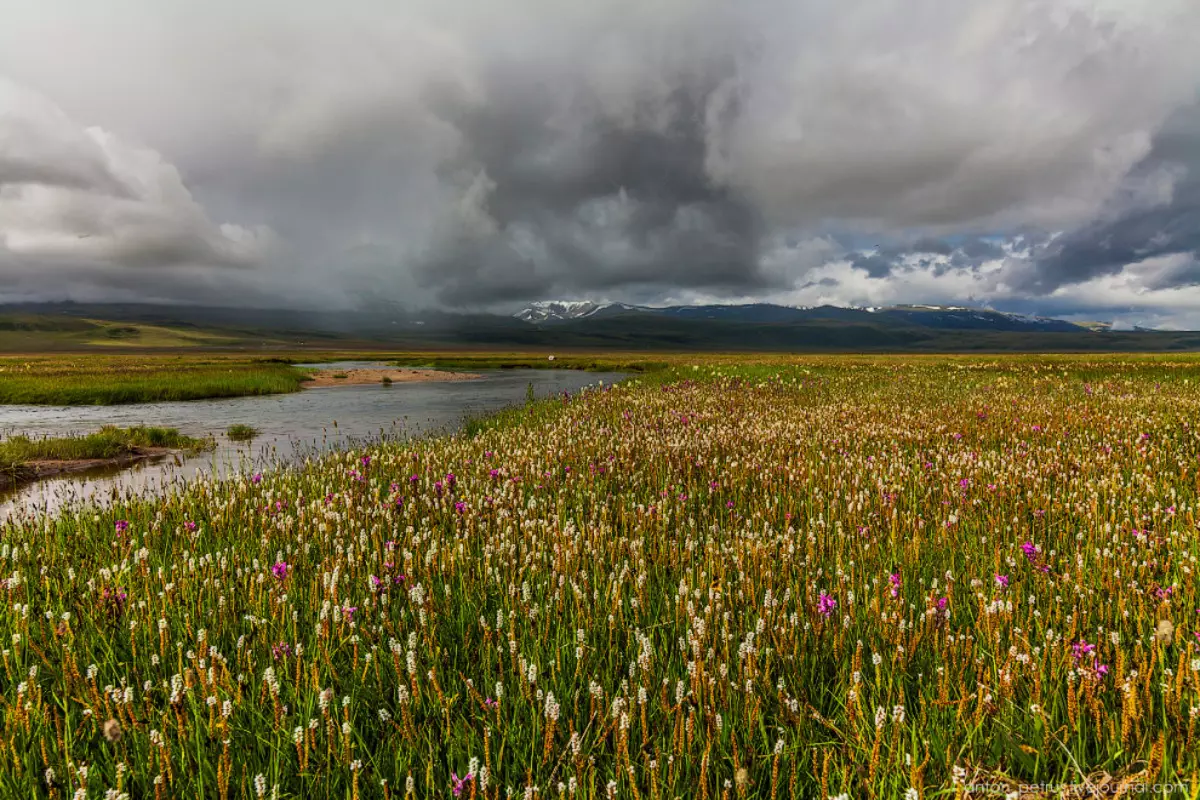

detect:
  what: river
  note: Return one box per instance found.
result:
[0,364,624,519]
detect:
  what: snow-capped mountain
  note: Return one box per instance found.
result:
[513,301,636,322]
[513,301,1093,332]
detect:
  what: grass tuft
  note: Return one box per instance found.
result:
[226,424,261,442]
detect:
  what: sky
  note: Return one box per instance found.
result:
[1,0,1199,327]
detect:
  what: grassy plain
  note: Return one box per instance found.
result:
[0,355,313,405]
[0,352,672,406]
[0,315,250,351]
[1,354,1199,797]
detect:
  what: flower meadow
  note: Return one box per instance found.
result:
[3,356,1200,799]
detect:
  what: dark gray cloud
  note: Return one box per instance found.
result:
[1028,103,1200,293]
[414,62,770,303]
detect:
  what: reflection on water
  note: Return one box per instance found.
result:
[1,367,623,519]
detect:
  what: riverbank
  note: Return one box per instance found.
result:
[0,425,212,490]
[301,366,479,387]
[0,355,310,405]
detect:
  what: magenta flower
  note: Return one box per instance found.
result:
[936,596,948,611]
[251,473,263,484]
[114,519,129,532]
[994,573,1010,589]
[817,592,837,617]
[271,561,288,580]
[450,773,475,797]
[888,572,901,598]
[184,521,197,532]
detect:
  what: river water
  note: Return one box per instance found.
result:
[0,365,623,519]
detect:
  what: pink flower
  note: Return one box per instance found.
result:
[450,773,475,796]
[888,572,902,598]
[271,561,288,580]
[994,573,1010,589]
[817,592,837,618]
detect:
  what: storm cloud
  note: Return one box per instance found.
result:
[1,0,1199,320]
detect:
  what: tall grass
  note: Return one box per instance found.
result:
[0,357,311,405]
[0,425,212,470]
[1,356,1199,797]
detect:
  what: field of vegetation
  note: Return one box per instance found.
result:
[389,352,672,374]
[0,356,313,405]
[1,355,1199,798]
[0,426,211,469]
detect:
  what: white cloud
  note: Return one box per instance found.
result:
[0,78,273,269]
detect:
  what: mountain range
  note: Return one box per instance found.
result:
[512,301,1095,332]
[4,300,1199,354]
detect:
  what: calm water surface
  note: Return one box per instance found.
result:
[0,366,623,518]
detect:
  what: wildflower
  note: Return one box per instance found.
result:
[817,592,837,617]
[734,768,749,792]
[994,574,1010,589]
[114,519,129,532]
[1071,640,1096,661]
[450,772,475,797]
[888,572,901,598]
